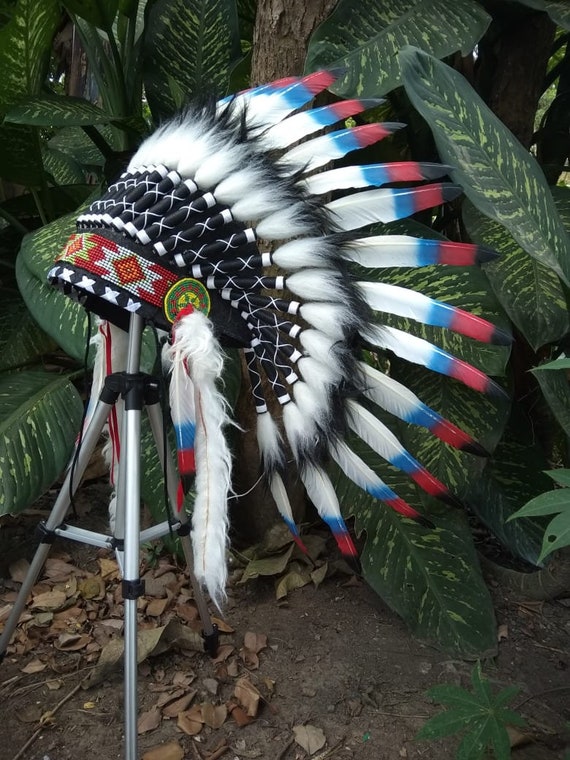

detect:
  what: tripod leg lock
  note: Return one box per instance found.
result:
[202,624,219,657]
[35,521,57,544]
[122,578,145,600]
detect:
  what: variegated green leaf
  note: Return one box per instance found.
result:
[400,47,570,285]
[49,127,109,168]
[62,0,119,29]
[5,96,115,127]
[0,369,83,514]
[532,360,570,437]
[463,200,569,351]
[466,410,550,565]
[305,0,490,98]
[42,147,87,186]
[0,0,60,185]
[143,0,242,121]
[365,264,511,376]
[16,214,93,362]
[332,440,497,657]
[517,0,570,29]
[0,289,56,371]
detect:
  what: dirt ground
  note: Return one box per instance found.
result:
[0,483,568,760]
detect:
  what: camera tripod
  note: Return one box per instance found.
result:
[0,313,218,760]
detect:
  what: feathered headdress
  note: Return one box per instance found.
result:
[49,70,508,607]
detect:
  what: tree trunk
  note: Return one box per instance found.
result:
[476,11,555,149]
[231,0,335,544]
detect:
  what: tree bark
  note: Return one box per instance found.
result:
[251,0,337,84]
[477,11,555,149]
[231,0,336,544]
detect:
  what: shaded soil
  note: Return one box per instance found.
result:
[0,483,569,760]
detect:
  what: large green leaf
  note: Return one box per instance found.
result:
[464,409,549,566]
[333,440,497,657]
[463,201,569,351]
[0,368,83,514]
[143,0,242,121]
[42,147,87,186]
[0,289,56,371]
[400,47,570,286]
[0,0,60,185]
[16,214,93,362]
[5,96,115,127]
[305,0,490,98]
[62,0,119,30]
[531,360,570,437]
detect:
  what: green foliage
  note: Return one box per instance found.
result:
[0,0,243,516]
[416,662,526,760]
[508,356,570,561]
[305,0,490,98]
[399,46,570,286]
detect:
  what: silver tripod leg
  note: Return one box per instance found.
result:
[118,313,144,760]
[1,313,217,760]
[0,387,116,657]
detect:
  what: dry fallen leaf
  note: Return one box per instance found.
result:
[21,658,46,674]
[497,624,509,642]
[212,644,235,664]
[234,678,260,717]
[293,724,326,755]
[98,557,119,579]
[146,597,170,617]
[138,706,162,734]
[201,702,228,729]
[177,704,203,736]
[228,702,254,727]
[161,691,196,719]
[79,576,105,600]
[55,633,91,651]
[507,725,534,749]
[244,631,267,654]
[142,741,185,760]
[30,590,67,611]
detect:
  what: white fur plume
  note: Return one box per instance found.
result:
[171,309,232,608]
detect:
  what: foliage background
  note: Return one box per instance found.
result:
[1,0,569,656]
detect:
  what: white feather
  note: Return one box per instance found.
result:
[269,471,296,527]
[298,329,338,367]
[283,400,317,458]
[299,463,342,524]
[326,188,398,230]
[341,235,423,268]
[299,302,353,340]
[346,399,404,461]
[286,269,345,301]
[329,439,388,496]
[256,411,284,471]
[271,238,330,270]
[297,356,338,398]
[359,361,426,420]
[292,380,329,425]
[231,184,291,221]
[214,166,268,205]
[358,281,434,322]
[172,310,232,608]
[255,203,314,240]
